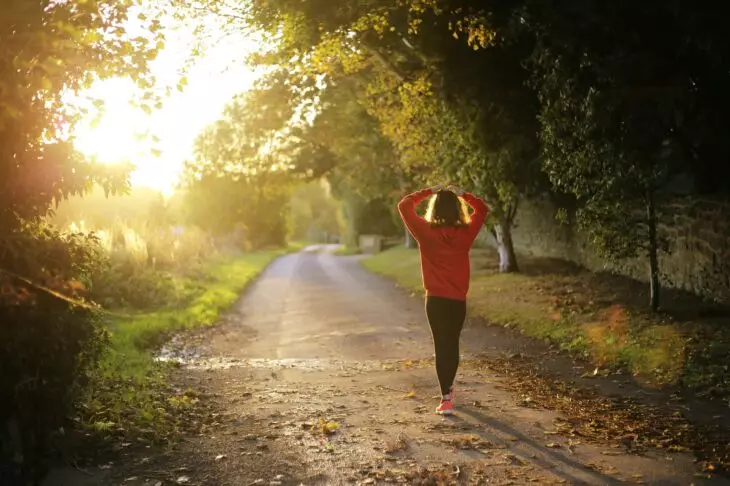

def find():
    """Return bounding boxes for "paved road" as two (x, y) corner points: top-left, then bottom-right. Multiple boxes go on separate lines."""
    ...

(191, 245), (704, 485)
(45, 245), (715, 486)
(209, 244), (435, 361)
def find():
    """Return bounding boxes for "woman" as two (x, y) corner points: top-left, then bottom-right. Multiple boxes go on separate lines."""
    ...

(397, 184), (488, 415)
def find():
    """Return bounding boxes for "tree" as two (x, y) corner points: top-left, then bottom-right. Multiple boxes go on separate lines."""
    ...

(297, 79), (406, 247)
(1, 0), (164, 285)
(290, 180), (343, 243)
(522, 0), (728, 310)
(363, 33), (543, 271)
(183, 173), (291, 248)
(1, 0), (163, 478)
(225, 0), (547, 271)
(183, 81), (296, 248)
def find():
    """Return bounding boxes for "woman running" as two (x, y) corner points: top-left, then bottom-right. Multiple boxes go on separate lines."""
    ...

(397, 184), (489, 415)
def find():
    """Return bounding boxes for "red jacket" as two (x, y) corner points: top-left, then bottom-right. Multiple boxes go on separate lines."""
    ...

(397, 189), (489, 301)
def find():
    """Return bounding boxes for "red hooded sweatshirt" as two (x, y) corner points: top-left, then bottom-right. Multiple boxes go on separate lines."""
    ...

(397, 189), (489, 301)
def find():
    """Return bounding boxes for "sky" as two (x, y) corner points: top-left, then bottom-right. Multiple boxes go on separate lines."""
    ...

(71, 9), (263, 196)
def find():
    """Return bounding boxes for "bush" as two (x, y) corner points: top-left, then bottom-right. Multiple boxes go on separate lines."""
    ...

(0, 226), (108, 483)
(78, 222), (216, 309)
(0, 298), (107, 483)
(90, 264), (201, 310)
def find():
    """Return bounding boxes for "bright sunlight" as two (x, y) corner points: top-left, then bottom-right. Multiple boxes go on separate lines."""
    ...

(70, 10), (262, 196)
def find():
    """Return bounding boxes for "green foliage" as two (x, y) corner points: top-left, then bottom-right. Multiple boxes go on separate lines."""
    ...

(0, 1), (165, 476)
(0, 225), (109, 483)
(0, 298), (108, 483)
(91, 265), (199, 311)
(298, 79), (405, 245)
(527, 2), (666, 251)
(183, 174), (291, 249)
(290, 180), (343, 243)
(0, 0), (162, 230)
(51, 186), (177, 229)
(524, 0), (730, 195)
(306, 80), (403, 201)
(523, 0), (703, 307)
(89, 223), (215, 308)
(183, 78), (298, 249)
(226, 0), (548, 271)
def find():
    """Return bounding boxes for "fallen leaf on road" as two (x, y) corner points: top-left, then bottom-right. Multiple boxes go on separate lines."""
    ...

(176, 476), (190, 484)
(215, 454), (227, 461)
(545, 442), (561, 448)
(404, 391), (416, 399)
(312, 418), (340, 435)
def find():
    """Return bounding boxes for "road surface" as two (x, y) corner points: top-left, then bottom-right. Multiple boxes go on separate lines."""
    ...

(46, 245), (714, 486)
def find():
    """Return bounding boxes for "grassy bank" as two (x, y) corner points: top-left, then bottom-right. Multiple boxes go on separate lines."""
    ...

(335, 245), (361, 256)
(362, 246), (730, 400)
(80, 250), (285, 442)
(102, 251), (283, 379)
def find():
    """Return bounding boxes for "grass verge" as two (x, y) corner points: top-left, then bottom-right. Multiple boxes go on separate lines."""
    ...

(362, 246), (730, 400)
(78, 250), (284, 449)
(335, 245), (361, 256)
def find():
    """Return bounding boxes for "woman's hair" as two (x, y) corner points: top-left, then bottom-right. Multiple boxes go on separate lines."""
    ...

(424, 190), (471, 227)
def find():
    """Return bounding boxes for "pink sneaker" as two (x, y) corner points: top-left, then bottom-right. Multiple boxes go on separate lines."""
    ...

(449, 385), (455, 403)
(435, 399), (454, 415)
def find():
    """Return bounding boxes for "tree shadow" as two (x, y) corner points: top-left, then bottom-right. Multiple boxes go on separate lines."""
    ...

(448, 408), (706, 486)
(470, 247), (730, 403)
(444, 410), (624, 485)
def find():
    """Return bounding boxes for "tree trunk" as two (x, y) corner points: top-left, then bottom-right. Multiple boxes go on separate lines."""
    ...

(493, 220), (518, 273)
(647, 193), (660, 311)
(404, 227), (416, 248)
(396, 169), (417, 249)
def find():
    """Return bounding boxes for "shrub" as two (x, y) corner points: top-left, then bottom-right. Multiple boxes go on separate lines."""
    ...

(0, 226), (108, 483)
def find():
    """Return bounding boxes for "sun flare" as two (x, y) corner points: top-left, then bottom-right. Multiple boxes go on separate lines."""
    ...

(69, 13), (263, 197)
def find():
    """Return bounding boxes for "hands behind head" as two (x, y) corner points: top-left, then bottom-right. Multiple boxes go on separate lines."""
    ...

(429, 184), (465, 195)
(447, 184), (465, 196)
(429, 184), (446, 193)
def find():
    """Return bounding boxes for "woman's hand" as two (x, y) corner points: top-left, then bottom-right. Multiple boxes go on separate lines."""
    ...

(429, 184), (445, 193)
(447, 184), (464, 196)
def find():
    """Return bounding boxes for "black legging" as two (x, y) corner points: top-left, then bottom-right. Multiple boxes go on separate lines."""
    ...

(425, 296), (467, 396)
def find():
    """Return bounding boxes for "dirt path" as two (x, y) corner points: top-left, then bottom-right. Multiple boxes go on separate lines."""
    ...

(46, 245), (724, 485)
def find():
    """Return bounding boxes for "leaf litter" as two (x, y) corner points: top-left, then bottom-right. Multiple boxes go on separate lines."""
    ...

(470, 353), (730, 476)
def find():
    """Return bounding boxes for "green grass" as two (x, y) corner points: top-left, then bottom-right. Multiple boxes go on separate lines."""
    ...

(286, 240), (308, 252)
(361, 246), (421, 289)
(361, 246), (729, 396)
(101, 251), (282, 380)
(335, 245), (362, 256)
(81, 250), (283, 440)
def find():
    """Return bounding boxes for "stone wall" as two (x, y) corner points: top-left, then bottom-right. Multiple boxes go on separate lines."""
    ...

(476, 195), (730, 304)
